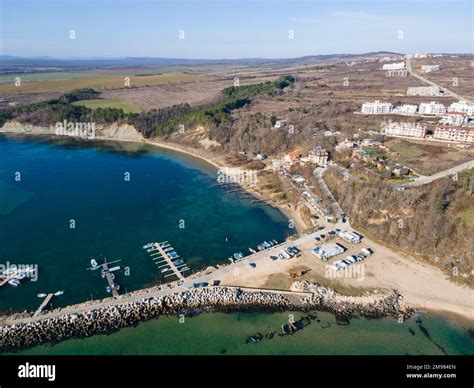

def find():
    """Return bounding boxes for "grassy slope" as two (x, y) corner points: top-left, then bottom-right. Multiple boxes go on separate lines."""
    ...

(72, 98), (141, 114)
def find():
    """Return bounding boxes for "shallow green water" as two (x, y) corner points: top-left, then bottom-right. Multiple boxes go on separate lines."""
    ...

(8, 311), (474, 355)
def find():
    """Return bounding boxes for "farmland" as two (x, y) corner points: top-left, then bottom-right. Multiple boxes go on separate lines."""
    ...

(72, 98), (141, 114)
(0, 73), (207, 94)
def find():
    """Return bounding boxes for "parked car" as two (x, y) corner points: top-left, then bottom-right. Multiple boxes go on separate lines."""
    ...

(249, 263), (256, 268)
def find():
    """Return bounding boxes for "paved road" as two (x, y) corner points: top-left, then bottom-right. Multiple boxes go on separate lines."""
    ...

(329, 160), (474, 188)
(1, 232), (322, 326)
(407, 159), (474, 187)
(406, 57), (473, 104)
(313, 167), (344, 220)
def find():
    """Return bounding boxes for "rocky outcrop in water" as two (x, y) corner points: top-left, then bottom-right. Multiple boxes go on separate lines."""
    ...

(0, 285), (412, 351)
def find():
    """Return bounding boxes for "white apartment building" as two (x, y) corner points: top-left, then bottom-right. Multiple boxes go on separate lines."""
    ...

(418, 101), (446, 115)
(407, 86), (443, 96)
(448, 101), (474, 117)
(383, 122), (427, 138)
(440, 112), (469, 126)
(392, 104), (418, 115)
(361, 100), (393, 114)
(421, 65), (440, 73)
(434, 127), (474, 143)
(382, 62), (406, 70)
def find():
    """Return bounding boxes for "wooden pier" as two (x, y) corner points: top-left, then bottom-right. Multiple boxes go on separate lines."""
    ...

(33, 293), (54, 318)
(102, 263), (119, 297)
(146, 242), (190, 280)
(86, 259), (121, 297)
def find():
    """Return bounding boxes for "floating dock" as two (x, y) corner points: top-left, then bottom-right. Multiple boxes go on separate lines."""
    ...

(87, 259), (121, 297)
(144, 241), (190, 280)
(102, 262), (119, 297)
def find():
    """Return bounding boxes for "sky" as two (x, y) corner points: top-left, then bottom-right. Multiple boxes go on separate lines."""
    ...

(1, 0), (472, 59)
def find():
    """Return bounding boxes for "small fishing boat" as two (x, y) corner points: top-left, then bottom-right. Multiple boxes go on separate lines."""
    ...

(101, 269), (106, 278)
(147, 247), (158, 253)
(54, 290), (64, 296)
(272, 239), (278, 245)
(37, 293), (47, 298)
(90, 259), (98, 268)
(106, 286), (112, 293)
(228, 257), (234, 263)
(160, 268), (169, 273)
(143, 242), (155, 249)
(173, 260), (184, 265)
(8, 279), (20, 287)
(248, 248), (257, 254)
(246, 332), (263, 344)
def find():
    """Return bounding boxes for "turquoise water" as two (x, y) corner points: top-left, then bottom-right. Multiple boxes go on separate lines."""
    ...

(0, 135), (290, 312)
(8, 311), (474, 355)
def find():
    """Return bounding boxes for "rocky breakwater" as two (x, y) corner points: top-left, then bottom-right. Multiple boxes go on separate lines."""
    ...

(0, 287), (291, 350)
(291, 281), (414, 320)
(0, 284), (412, 351)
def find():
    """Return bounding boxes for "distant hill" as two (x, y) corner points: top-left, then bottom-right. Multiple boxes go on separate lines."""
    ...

(0, 52), (406, 74)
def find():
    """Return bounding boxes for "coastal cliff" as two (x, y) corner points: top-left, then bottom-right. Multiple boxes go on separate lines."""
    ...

(0, 120), (144, 142)
(0, 285), (412, 350)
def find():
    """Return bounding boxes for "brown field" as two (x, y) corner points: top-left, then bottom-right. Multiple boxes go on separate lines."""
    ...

(384, 138), (474, 175)
(0, 73), (207, 94)
(100, 74), (278, 110)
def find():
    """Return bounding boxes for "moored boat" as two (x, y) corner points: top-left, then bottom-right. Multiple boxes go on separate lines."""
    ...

(8, 279), (21, 287)
(54, 290), (64, 296)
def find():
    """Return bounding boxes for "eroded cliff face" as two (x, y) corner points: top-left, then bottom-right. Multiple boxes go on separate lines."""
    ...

(0, 121), (144, 142)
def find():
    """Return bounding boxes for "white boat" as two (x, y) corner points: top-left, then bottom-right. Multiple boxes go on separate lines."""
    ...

(54, 290), (64, 296)
(143, 242), (155, 249)
(37, 293), (47, 298)
(91, 259), (99, 268)
(8, 279), (20, 287)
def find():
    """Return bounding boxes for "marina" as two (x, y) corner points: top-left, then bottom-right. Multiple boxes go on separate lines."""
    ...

(143, 241), (190, 280)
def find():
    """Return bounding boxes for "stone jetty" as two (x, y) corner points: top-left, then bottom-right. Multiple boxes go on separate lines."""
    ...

(0, 284), (413, 350)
